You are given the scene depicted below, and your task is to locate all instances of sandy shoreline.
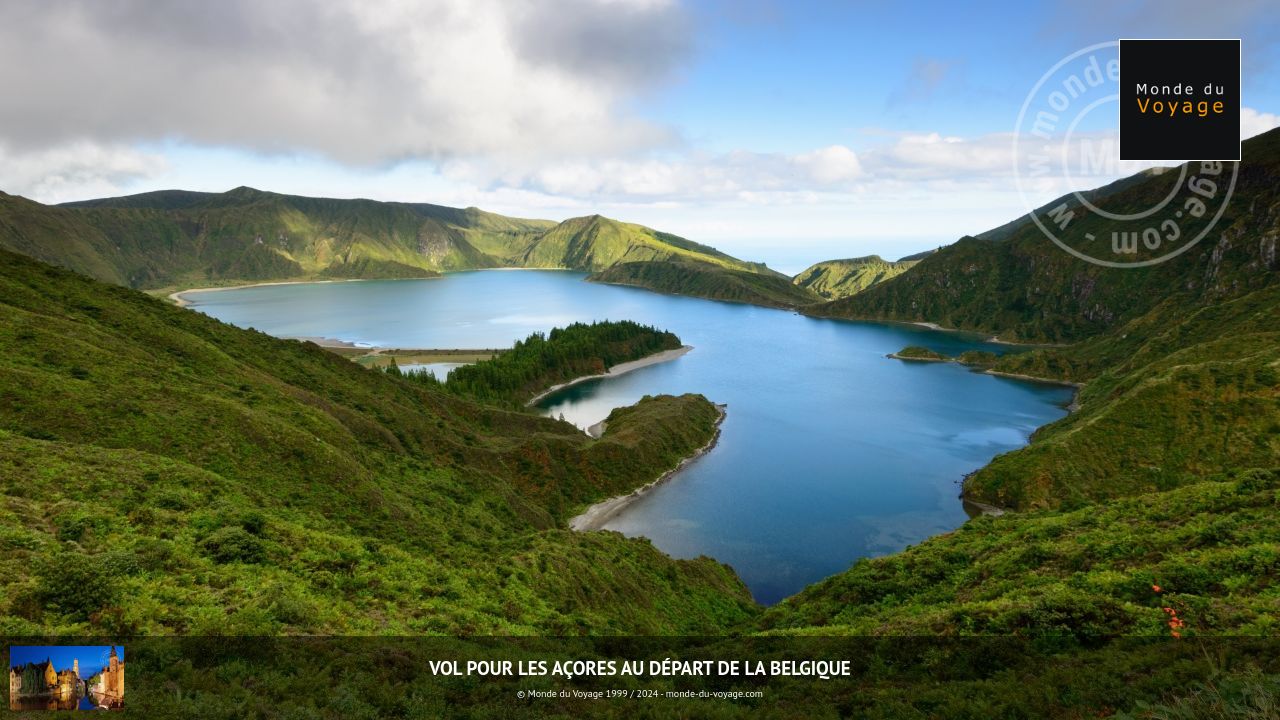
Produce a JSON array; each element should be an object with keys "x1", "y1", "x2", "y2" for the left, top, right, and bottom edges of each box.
[
  {"x1": 886, "y1": 351, "x2": 949, "y2": 363},
  {"x1": 569, "y1": 404, "x2": 726, "y2": 532},
  {"x1": 960, "y1": 496, "x2": 1008, "y2": 518},
  {"x1": 908, "y1": 320, "x2": 1062, "y2": 347},
  {"x1": 287, "y1": 335, "x2": 366, "y2": 349},
  {"x1": 984, "y1": 370, "x2": 1083, "y2": 412},
  {"x1": 168, "y1": 278, "x2": 370, "y2": 308},
  {"x1": 166, "y1": 275, "x2": 447, "y2": 308},
  {"x1": 982, "y1": 369, "x2": 1082, "y2": 388},
  {"x1": 526, "y1": 345, "x2": 694, "y2": 406},
  {"x1": 888, "y1": 347, "x2": 1084, "y2": 413}
]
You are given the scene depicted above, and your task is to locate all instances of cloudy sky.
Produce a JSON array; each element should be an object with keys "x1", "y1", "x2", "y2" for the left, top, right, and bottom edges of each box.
[{"x1": 2, "y1": 0, "x2": 1278, "y2": 272}]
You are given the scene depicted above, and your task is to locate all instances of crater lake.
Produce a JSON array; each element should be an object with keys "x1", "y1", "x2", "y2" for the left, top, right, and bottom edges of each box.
[{"x1": 180, "y1": 271, "x2": 1073, "y2": 604}]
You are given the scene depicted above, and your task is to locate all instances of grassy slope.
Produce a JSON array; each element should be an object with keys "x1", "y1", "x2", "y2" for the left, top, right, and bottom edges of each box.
[
  {"x1": 0, "y1": 188, "x2": 784, "y2": 295},
  {"x1": 792, "y1": 255, "x2": 917, "y2": 300},
  {"x1": 786, "y1": 129, "x2": 1280, "y2": 511},
  {"x1": 762, "y1": 468, "x2": 1280, "y2": 636},
  {"x1": 760, "y1": 135, "x2": 1280, "y2": 706},
  {"x1": 805, "y1": 129, "x2": 1280, "y2": 344},
  {"x1": 589, "y1": 260, "x2": 819, "y2": 308},
  {"x1": 0, "y1": 247, "x2": 755, "y2": 635},
  {"x1": 967, "y1": 286, "x2": 1280, "y2": 510},
  {"x1": 519, "y1": 214, "x2": 764, "y2": 273}
]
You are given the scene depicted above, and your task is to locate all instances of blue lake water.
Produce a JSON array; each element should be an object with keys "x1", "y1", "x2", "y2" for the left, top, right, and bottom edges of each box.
[{"x1": 183, "y1": 271, "x2": 1072, "y2": 604}]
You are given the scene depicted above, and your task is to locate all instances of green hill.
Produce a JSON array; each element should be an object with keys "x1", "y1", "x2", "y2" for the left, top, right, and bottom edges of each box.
[
  {"x1": 0, "y1": 188, "x2": 776, "y2": 293},
  {"x1": 0, "y1": 247, "x2": 755, "y2": 635},
  {"x1": 965, "y1": 283, "x2": 1280, "y2": 511},
  {"x1": 762, "y1": 467, "x2": 1280, "y2": 637},
  {"x1": 793, "y1": 129, "x2": 1280, "y2": 511},
  {"x1": 762, "y1": 132, "x2": 1280, "y2": 629},
  {"x1": 805, "y1": 128, "x2": 1280, "y2": 344},
  {"x1": 3, "y1": 134, "x2": 1278, "y2": 719},
  {"x1": 516, "y1": 214, "x2": 764, "y2": 273},
  {"x1": 792, "y1": 255, "x2": 917, "y2": 300},
  {"x1": 589, "y1": 260, "x2": 819, "y2": 308},
  {"x1": 739, "y1": 136, "x2": 1280, "y2": 715}
]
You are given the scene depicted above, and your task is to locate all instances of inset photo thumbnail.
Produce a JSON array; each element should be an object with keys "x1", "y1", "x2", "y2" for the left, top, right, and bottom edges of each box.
[{"x1": 8, "y1": 645, "x2": 124, "y2": 711}]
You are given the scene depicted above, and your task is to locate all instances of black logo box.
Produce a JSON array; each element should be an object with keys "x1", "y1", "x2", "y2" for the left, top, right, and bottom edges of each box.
[{"x1": 1120, "y1": 39, "x2": 1241, "y2": 161}]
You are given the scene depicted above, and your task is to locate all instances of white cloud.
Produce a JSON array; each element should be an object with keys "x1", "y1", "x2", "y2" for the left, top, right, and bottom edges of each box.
[
  {"x1": 443, "y1": 144, "x2": 866, "y2": 202},
  {"x1": 1242, "y1": 108, "x2": 1280, "y2": 139},
  {"x1": 0, "y1": 0, "x2": 690, "y2": 166},
  {"x1": 792, "y1": 146, "x2": 863, "y2": 183},
  {"x1": 0, "y1": 142, "x2": 168, "y2": 204}
]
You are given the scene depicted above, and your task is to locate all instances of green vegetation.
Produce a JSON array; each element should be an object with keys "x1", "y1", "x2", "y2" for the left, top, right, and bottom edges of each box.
[
  {"x1": 414, "y1": 320, "x2": 681, "y2": 406},
  {"x1": 1, "y1": 129, "x2": 1277, "y2": 717},
  {"x1": 348, "y1": 348, "x2": 499, "y2": 369},
  {"x1": 792, "y1": 255, "x2": 917, "y2": 300},
  {"x1": 590, "y1": 260, "x2": 819, "y2": 308},
  {"x1": 0, "y1": 187, "x2": 775, "y2": 293},
  {"x1": 763, "y1": 467, "x2": 1280, "y2": 636},
  {"x1": 966, "y1": 284, "x2": 1280, "y2": 510},
  {"x1": 788, "y1": 129, "x2": 1280, "y2": 514},
  {"x1": 805, "y1": 129, "x2": 1280, "y2": 344},
  {"x1": 955, "y1": 349, "x2": 999, "y2": 368},
  {"x1": 0, "y1": 247, "x2": 754, "y2": 635},
  {"x1": 736, "y1": 129, "x2": 1280, "y2": 712},
  {"x1": 516, "y1": 214, "x2": 766, "y2": 273},
  {"x1": 317, "y1": 257, "x2": 441, "y2": 279},
  {"x1": 889, "y1": 345, "x2": 950, "y2": 362}
]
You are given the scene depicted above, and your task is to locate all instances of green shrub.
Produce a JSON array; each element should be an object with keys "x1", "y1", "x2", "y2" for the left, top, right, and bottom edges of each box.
[
  {"x1": 199, "y1": 526, "x2": 266, "y2": 564},
  {"x1": 55, "y1": 511, "x2": 109, "y2": 544},
  {"x1": 35, "y1": 551, "x2": 118, "y2": 620},
  {"x1": 132, "y1": 538, "x2": 176, "y2": 571}
]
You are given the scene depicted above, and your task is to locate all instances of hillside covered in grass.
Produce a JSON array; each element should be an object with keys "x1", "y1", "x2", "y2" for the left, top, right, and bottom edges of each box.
[
  {"x1": 762, "y1": 467, "x2": 1280, "y2": 637},
  {"x1": 737, "y1": 133, "x2": 1280, "y2": 713},
  {"x1": 0, "y1": 187, "x2": 771, "y2": 292},
  {"x1": 775, "y1": 130, "x2": 1280, "y2": 515},
  {"x1": 589, "y1": 260, "x2": 819, "y2": 308},
  {"x1": 965, "y1": 283, "x2": 1279, "y2": 510},
  {"x1": 0, "y1": 247, "x2": 755, "y2": 636},
  {"x1": 805, "y1": 129, "x2": 1280, "y2": 344},
  {"x1": 792, "y1": 255, "x2": 917, "y2": 300}
]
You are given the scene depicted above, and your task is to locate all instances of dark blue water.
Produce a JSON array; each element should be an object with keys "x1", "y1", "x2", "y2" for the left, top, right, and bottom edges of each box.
[{"x1": 183, "y1": 271, "x2": 1072, "y2": 603}]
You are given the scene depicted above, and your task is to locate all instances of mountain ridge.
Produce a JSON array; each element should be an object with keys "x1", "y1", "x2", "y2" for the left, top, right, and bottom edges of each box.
[
  {"x1": 0, "y1": 187, "x2": 768, "y2": 292},
  {"x1": 802, "y1": 128, "x2": 1280, "y2": 343},
  {"x1": 792, "y1": 255, "x2": 918, "y2": 300}
]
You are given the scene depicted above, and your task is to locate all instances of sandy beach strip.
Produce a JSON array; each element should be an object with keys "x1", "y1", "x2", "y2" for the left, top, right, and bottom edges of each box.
[
  {"x1": 984, "y1": 369, "x2": 1083, "y2": 412},
  {"x1": 569, "y1": 404, "x2": 725, "y2": 532},
  {"x1": 525, "y1": 345, "x2": 693, "y2": 406},
  {"x1": 167, "y1": 278, "x2": 367, "y2": 307},
  {"x1": 284, "y1": 336, "x2": 367, "y2": 349},
  {"x1": 885, "y1": 351, "x2": 950, "y2": 363},
  {"x1": 907, "y1": 320, "x2": 1066, "y2": 347},
  {"x1": 961, "y1": 497, "x2": 1007, "y2": 518},
  {"x1": 982, "y1": 369, "x2": 1082, "y2": 387},
  {"x1": 167, "y1": 275, "x2": 446, "y2": 308}
]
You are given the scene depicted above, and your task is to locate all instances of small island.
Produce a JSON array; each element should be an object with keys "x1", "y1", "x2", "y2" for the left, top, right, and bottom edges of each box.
[
  {"x1": 887, "y1": 345, "x2": 951, "y2": 362},
  {"x1": 393, "y1": 320, "x2": 688, "y2": 407}
]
